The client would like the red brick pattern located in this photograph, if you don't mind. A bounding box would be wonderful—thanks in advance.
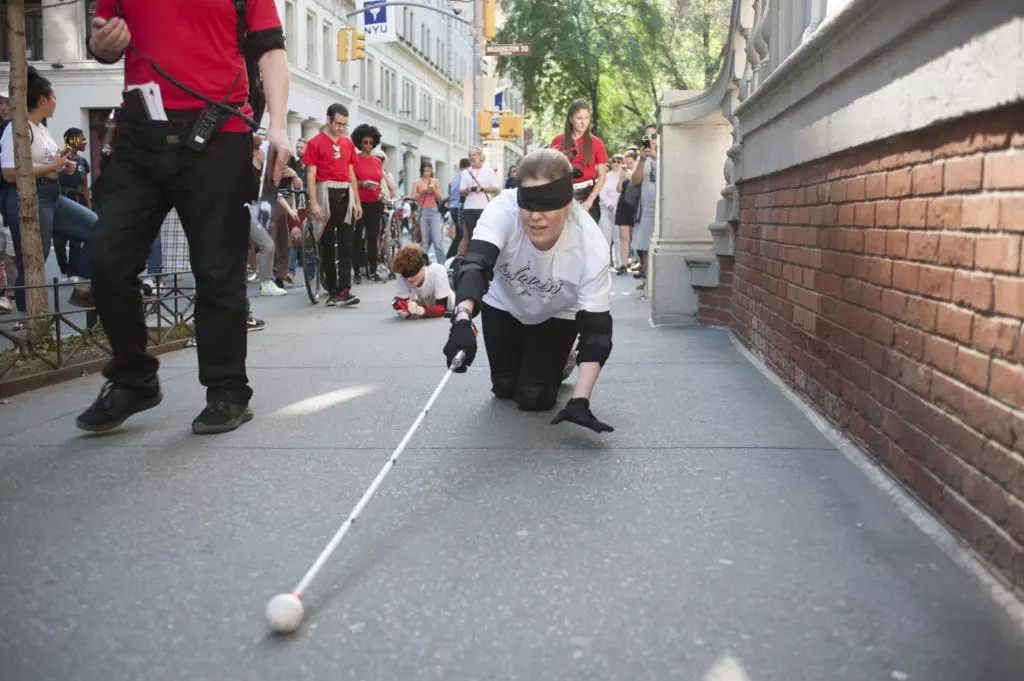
[697,259,734,325]
[727,103,1024,594]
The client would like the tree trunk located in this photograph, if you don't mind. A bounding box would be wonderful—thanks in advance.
[7,0,49,343]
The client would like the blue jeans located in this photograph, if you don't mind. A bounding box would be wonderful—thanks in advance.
[147,237,162,275]
[2,179,98,311]
[418,205,444,265]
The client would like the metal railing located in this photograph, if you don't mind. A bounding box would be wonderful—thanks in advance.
[0,271,196,395]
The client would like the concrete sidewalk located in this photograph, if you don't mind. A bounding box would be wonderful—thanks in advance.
[0,274,1022,681]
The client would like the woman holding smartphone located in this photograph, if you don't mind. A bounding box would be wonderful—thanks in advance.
[351,124,387,283]
[413,161,445,265]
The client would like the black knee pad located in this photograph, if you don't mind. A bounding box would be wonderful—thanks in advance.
[514,383,557,412]
[491,373,516,400]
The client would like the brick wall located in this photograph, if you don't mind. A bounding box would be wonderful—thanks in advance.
[697,259,734,325]
[728,103,1024,595]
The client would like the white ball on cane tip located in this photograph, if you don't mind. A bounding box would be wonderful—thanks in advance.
[267,593,304,634]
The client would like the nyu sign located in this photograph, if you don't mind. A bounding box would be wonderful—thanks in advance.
[362,0,397,43]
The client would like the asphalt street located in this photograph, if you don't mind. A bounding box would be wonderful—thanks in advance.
[1,274,1022,681]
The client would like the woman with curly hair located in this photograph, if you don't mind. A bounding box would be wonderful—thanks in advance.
[351,123,387,283]
[390,244,452,319]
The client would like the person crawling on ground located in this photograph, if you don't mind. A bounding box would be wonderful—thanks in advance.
[390,244,452,319]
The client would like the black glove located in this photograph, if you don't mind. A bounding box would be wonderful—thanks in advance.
[551,398,614,433]
[443,318,477,373]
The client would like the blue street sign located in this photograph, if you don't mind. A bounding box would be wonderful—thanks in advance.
[364,0,387,25]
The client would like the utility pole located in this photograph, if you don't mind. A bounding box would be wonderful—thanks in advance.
[6,0,48,341]
[472,0,483,145]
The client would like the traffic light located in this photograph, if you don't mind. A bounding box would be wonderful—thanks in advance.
[337,27,350,62]
[477,109,495,138]
[498,113,522,139]
[351,30,367,60]
[483,0,496,41]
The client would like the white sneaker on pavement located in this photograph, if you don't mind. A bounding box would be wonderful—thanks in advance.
[260,280,288,296]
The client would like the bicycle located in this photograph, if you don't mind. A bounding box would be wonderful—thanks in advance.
[280,187,324,304]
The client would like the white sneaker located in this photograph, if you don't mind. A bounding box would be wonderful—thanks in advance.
[260,280,288,296]
[0,297,11,314]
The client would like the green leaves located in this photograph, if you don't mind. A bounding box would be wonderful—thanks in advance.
[496,0,730,150]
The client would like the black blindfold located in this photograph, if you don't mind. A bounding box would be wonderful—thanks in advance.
[516,175,574,212]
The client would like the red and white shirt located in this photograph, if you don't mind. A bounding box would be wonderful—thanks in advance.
[302,133,357,183]
[550,133,609,183]
[95,0,281,133]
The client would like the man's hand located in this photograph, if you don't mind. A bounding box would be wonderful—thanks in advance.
[551,398,614,433]
[642,147,656,160]
[353,203,363,221]
[582,197,595,213]
[49,148,71,172]
[89,17,130,62]
[443,318,477,372]
[266,127,291,185]
[311,202,323,222]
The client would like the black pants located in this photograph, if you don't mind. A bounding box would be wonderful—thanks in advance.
[445,207,462,259]
[90,115,253,404]
[53,234,82,277]
[574,186,600,224]
[353,199,381,275]
[462,208,483,241]
[321,187,353,294]
[481,302,578,411]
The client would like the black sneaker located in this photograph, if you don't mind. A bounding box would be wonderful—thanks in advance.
[368,272,382,283]
[68,285,94,308]
[192,400,254,435]
[615,265,627,275]
[325,292,341,307]
[339,289,360,306]
[246,313,265,331]
[76,380,163,432]
[274,277,286,289]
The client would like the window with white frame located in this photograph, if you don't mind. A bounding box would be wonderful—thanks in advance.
[322,22,333,81]
[285,1,297,66]
[367,56,376,104]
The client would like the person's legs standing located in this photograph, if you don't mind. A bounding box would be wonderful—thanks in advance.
[421,206,443,265]
[459,208,482,255]
[326,186,358,304]
[3,188,25,311]
[172,131,254,413]
[50,195,97,279]
[270,206,290,284]
[53,233,70,277]
[249,215,282,296]
[360,200,382,279]
[617,224,630,272]
[78,126,171,431]
[514,317,578,411]
[480,302,525,399]
[446,207,461,259]
[321,219,339,296]
[351,205,367,283]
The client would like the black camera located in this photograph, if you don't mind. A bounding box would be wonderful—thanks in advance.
[642,135,651,150]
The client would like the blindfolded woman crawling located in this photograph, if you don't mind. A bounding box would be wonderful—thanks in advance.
[443,148,614,433]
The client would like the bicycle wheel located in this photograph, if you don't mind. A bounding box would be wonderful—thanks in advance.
[301,220,322,304]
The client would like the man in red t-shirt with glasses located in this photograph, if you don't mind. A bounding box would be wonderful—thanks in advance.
[302,103,363,306]
[78,0,291,436]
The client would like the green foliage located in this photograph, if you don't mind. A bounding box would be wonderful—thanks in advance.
[496,0,730,152]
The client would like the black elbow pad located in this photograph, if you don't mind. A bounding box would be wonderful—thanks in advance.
[244,27,286,62]
[454,240,499,312]
[576,310,613,366]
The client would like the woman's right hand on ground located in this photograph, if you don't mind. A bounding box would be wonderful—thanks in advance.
[311,202,323,221]
[443,318,477,373]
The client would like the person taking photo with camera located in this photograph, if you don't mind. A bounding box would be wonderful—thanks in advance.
[550,99,608,225]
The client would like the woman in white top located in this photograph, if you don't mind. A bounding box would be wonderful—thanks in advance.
[443,148,614,433]
[0,67,98,311]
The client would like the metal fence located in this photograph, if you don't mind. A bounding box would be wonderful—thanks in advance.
[0,272,196,397]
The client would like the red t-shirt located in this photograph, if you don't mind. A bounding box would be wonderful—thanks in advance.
[302,133,356,183]
[550,134,609,183]
[95,0,281,134]
[352,153,384,203]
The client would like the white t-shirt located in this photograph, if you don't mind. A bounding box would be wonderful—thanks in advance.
[473,189,612,324]
[460,164,499,210]
[396,262,452,309]
[0,120,60,169]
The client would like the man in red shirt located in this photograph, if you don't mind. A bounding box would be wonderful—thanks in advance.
[78,0,291,435]
[302,103,363,306]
